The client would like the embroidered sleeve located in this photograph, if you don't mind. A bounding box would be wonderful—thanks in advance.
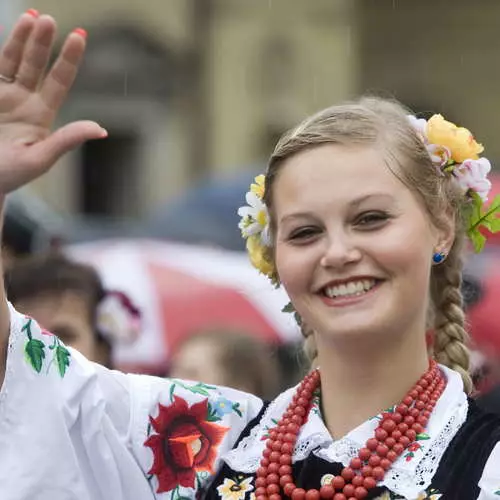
[126,372,264,498]
[478,441,500,499]
[1,305,264,499]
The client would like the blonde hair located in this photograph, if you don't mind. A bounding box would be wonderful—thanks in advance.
[263,96,473,393]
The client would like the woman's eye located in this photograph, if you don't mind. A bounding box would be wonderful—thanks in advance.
[356,212,389,227]
[288,227,320,240]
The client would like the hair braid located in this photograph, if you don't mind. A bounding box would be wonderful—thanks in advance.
[300,321,318,368]
[431,244,473,393]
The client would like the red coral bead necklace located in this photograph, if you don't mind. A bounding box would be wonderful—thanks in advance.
[254,360,446,500]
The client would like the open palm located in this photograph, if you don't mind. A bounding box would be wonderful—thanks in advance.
[0,12,106,195]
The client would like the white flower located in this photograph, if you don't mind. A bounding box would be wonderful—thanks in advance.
[97,293,141,344]
[237,191,271,246]
[427,144,451,168]
[454,157,492,201]
[407,115,428,143]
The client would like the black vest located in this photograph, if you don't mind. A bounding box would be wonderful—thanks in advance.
[203,399,500,499]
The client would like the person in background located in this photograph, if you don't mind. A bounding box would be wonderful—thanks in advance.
[5,253,140,368]
[169,329,283,400]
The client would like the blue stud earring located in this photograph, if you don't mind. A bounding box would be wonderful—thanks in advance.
[432,251,446,264]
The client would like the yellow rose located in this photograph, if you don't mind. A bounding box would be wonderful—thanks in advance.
[250,175,266,199]
[246,235,274,277]
[426,114,483,163]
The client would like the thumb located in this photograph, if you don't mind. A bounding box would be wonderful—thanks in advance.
[30,120,108,170]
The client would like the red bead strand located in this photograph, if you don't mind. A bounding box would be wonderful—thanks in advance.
[255,360,446,500]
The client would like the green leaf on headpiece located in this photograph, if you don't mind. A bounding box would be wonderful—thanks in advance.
[468,229,486,253]
[466,193,500,253]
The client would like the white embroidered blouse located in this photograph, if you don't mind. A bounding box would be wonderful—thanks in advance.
[0,306,498,500]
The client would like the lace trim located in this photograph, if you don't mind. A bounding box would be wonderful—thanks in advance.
[223,379,469,499]
[384,399,468,498]
[224,386,295,472]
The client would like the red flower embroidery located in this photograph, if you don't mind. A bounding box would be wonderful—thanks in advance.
[408,443,421,452]
[144,396,229,493]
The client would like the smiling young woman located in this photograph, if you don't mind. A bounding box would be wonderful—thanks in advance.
[0,12,498,500]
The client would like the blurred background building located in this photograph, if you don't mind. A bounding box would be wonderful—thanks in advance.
[2,0,356,220]
[3,0,494,224]
[2,0,498,223]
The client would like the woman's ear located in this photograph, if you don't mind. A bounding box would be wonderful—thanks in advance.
[435,210,456,256]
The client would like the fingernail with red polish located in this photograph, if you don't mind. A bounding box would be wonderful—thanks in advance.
[72,28,87,39]
[25,9,39,18]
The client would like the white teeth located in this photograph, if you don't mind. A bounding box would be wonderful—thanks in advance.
[324,279,376,298]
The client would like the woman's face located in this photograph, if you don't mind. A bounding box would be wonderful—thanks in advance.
[273,143,452,347]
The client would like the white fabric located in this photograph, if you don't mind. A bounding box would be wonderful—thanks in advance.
[0,306,499,499]
[478,441,500,499]
[224,368,498,499]
[0,306,263,500]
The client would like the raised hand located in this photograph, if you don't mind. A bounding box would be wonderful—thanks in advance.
[0,10,107,195]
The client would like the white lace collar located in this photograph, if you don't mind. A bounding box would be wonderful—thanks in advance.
[223,365,468,499]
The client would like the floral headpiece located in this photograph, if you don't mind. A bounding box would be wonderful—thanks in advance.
[238,114,500,287]
[237,175,277,283]
[96,290,142,345]
[407,114,500,252]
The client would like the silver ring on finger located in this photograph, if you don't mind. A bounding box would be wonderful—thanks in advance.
[0,73,15,84]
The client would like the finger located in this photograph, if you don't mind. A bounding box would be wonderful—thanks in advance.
[0,10,38,80]
[26,121,107,169]
[39,29,87,111]
[16,15,57,91]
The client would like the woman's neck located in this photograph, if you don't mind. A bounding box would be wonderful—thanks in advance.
[316,328,430,439]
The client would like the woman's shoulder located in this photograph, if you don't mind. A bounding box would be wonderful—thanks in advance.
[430,397,500,498]
[469,399,500,498]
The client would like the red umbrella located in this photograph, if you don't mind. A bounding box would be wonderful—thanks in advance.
[66,239,299,373]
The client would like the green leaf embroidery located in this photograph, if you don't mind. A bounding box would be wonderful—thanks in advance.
[55,345,71,377]
[188,385,210,397]
[195,473,203,490]
[22,318,33,339]
[206,403,220,422]
[232,402,243,417]
[169,383,176,402]
[188,382,217,396]
[416,433,430,441]
[171,485,180,500]
[25,338,46,373]
[22,319,71,377]
[494,489,500,496]
[172,380,217,397]
[48,336,58,350]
